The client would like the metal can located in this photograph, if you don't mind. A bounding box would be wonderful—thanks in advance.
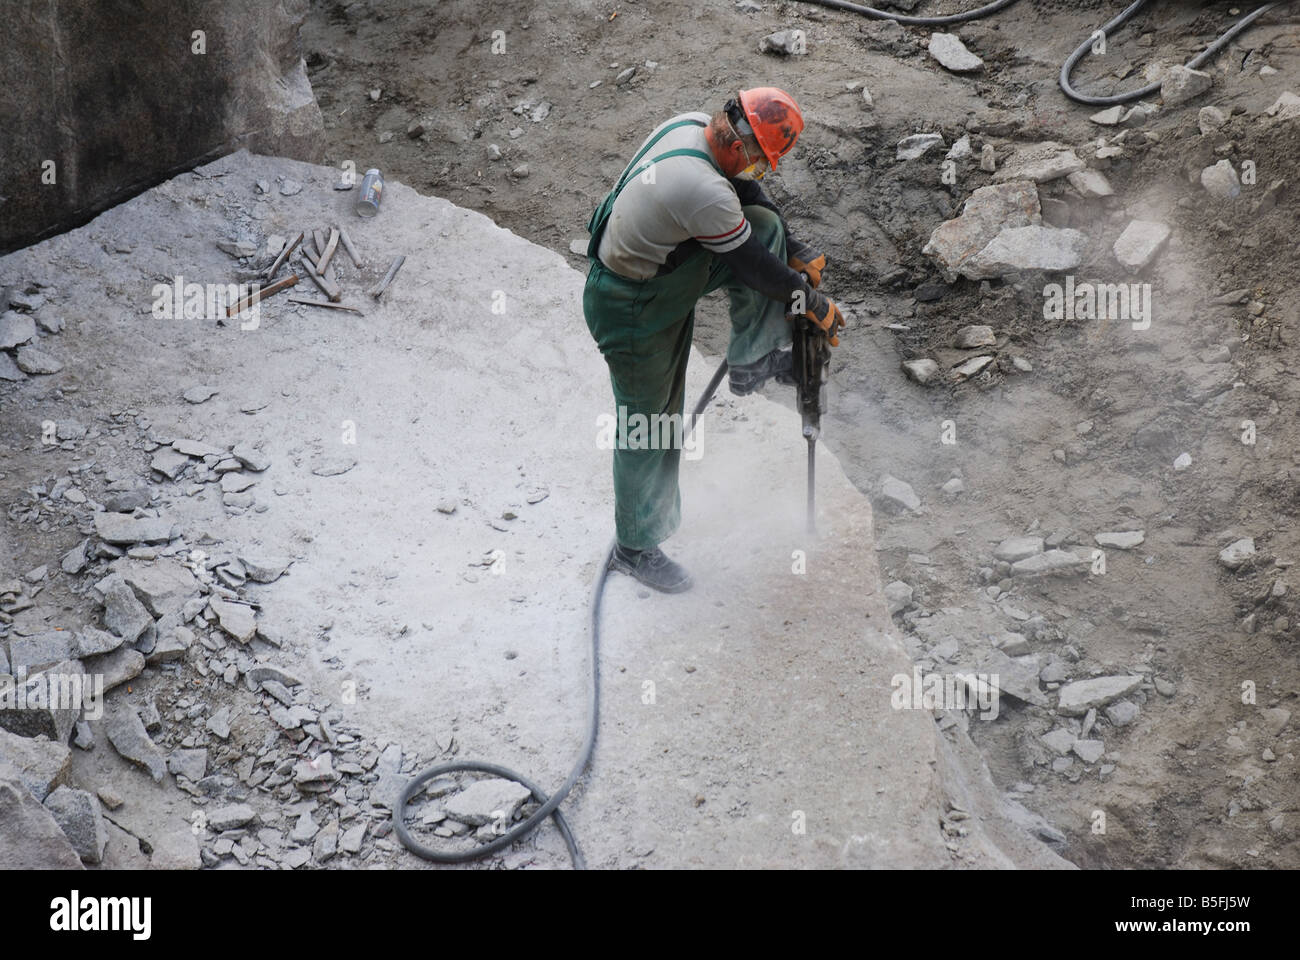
[355,168,384,217]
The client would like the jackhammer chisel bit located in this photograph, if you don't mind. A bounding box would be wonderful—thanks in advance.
[791,311,831,536]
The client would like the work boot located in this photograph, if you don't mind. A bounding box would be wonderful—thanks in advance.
[728,348,795,396]
[608,544,694,593]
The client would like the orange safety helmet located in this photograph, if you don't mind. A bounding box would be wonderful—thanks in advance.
[737,87,804,171]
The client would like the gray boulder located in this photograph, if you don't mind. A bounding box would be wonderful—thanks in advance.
[0,3,323,253]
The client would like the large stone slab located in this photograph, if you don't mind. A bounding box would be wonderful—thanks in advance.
[0,149,1073,870]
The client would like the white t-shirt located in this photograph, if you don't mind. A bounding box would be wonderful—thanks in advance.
[596,113,752,280]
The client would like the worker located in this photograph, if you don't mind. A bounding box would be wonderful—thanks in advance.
[583,87,846,593]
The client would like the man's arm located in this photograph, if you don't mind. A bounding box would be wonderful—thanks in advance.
[729,179,823,281]
[684,182,818,306]
[730,179,798,245]
[713,232,811,306]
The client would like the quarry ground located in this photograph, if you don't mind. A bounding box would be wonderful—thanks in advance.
[300,0,1300,867]
[2,0,1299,872]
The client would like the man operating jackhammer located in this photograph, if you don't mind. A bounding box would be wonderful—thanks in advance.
[583,87,846,593]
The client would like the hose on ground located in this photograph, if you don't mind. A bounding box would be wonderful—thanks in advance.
[795,0,1289,105]
[795,0,1021,26]
[393,359,730,868]
[1059,1,1287,105]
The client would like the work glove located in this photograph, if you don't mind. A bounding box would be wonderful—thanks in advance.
[803,289,845,347]
[787,237,827,289]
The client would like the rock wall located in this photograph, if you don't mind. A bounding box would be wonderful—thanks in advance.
[0,0,323,254]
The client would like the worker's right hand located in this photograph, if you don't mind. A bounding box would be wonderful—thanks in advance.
[805,290,845,347]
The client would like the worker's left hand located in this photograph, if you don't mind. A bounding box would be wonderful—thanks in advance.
[787,239,827,289]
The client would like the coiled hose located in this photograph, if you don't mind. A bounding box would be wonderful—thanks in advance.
[393,360,730,868]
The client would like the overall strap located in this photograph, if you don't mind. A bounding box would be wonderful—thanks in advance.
[619,147,722,188]
[612,118,708,193]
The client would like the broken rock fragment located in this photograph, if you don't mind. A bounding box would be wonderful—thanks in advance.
[1218,538,1255,570]
[43,786,109,864]
[959,226,1088,280]
[928,33,983,72]
[1200,160,1241,200]
[0,661,83,742]
[98,573,155,642]
[105,702,167,782]
[0,727,71,801]
[0,767,83,869]
[208,596,257,643]
[1112,220,1170,273]
[1057,675,1143,715]
[442,778,533,826]
[0,312,36,349]
[93,513,175,545]
[239,555,292,583]
[992,142,1083,184]
[230,442,270,471]
[1160,65,1212,107]
[15,346,62,374]
[922,181,1040,279]
[897,133,945,161]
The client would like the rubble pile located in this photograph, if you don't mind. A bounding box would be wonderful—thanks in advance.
[0,381,539,869]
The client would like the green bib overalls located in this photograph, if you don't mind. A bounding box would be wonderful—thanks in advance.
[583,118,791,550]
